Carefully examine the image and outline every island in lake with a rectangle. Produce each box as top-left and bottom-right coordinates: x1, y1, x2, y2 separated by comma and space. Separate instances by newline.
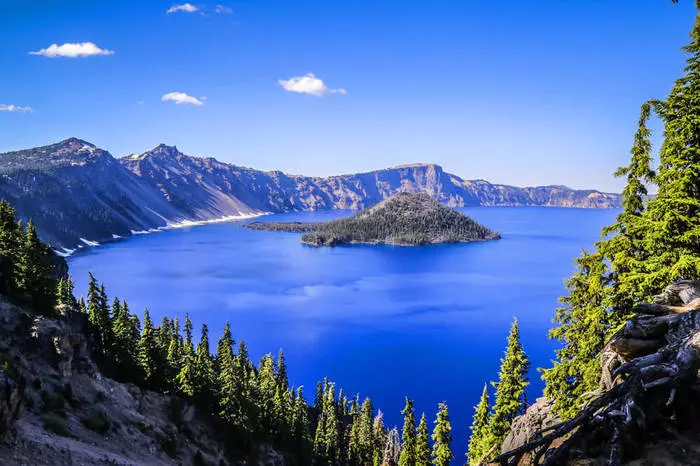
245, 192, 501, 246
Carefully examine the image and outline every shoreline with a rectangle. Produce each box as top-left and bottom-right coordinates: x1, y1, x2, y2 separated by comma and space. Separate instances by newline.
55, 211, 269, 258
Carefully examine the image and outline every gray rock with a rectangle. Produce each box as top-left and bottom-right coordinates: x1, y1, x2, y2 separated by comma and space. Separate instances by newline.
501, 398, 560, 455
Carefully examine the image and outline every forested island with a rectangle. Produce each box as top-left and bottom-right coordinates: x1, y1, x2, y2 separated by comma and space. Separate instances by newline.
245, 192, 500, 246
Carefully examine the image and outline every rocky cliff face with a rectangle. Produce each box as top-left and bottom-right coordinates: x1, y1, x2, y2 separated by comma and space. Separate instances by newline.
0, 298, 276, 466
0, 138, 182, 252
0, 139, 621, 251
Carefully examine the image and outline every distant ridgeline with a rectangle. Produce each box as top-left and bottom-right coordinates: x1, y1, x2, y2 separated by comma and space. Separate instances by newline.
247, 192, 501, 246
0, 138, 619, 251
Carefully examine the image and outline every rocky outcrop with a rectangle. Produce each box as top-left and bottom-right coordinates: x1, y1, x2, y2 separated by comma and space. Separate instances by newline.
498, 281, 700, 465
0, 139, 620, 251
0, 297, 283, 466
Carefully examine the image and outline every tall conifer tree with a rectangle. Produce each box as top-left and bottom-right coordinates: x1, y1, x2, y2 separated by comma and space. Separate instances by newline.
398, 397, 417, 466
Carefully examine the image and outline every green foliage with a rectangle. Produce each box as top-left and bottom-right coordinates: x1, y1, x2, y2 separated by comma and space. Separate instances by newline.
467, 384, 491, 465
485, 318, 529, 454
299, 193, 499, 246
415, 413, 430, 466
431, 403, 453, 466
543, 4, 700, 419
398, 397, 417, 466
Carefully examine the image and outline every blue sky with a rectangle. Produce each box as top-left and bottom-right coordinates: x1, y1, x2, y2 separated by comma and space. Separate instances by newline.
0, 0, 695, 191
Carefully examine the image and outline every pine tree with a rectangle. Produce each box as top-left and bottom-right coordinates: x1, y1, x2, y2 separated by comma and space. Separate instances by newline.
415, 413, 431, 466
217, 322, 244, 429
15, 221, 56, 313
138, 308, 164, 390
0, 201, 21, 296
431, 403, 453, 466
57, 275, 76, 308
289, 387, 311, 462
346, 397, 362, 465
112, 299, 141, 383
543, 3, 700, 419
277, 348, 288, 391
486, 318, 530, 452
177, 314, 197, 398
398, 397, 417, 466
358, 397, 375, 465
467, 384, 491, 465
86, 274, 113, 362
194, 323, 216, 409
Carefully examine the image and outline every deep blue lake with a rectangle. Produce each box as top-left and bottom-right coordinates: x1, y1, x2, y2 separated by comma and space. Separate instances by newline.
68, 207, 617, 462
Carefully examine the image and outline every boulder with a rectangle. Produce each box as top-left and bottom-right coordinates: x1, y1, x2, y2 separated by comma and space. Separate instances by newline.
501, 398, 560, 456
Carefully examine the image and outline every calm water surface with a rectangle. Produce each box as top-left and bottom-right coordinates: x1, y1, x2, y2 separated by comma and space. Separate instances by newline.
68, 207, 617, 462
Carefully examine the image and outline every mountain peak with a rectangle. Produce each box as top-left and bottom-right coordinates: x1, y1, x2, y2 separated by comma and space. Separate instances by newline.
148, 144, 181, 157
393, 163, 442, 170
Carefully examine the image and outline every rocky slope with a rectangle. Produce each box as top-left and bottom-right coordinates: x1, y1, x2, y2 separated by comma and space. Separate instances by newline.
0, 138, 621, 251
0, 297, 275, 466
248, 192, 500, 246
0, 139, 182, 253
498, 281, 700, 465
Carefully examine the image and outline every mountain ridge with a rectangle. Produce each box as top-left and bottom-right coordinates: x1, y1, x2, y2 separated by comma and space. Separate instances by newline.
0, 138, 621, 250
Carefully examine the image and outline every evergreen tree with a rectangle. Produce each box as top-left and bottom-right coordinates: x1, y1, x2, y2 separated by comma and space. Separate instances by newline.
112, 299, 141, 382
277, 348, 288, 392
138, 308, 165, 390
194, 323, 216, 409
217, 322, 246, 431
398, 397, 417, 466
0, 201, 21, 296
57, 275, 76, 308
415, 413, 430, 466
431, 403, 453, 466
543, 3, 700, 418
485, 318, 529, 452
177, 314, 197, 398
86, 274, 113, 362
358, 397, 375, 465
15, 221, 56, 313
292, 387, 312, 465
467, 384, 491, 465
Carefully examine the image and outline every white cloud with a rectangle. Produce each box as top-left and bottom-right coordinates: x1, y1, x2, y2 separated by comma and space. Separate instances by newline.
161, 92, 204, 106
215, 4, 233, 13
278, 73, 347, 96
30, 42, 114, 58
0, 104, 33, 113
167, 3, 198, 13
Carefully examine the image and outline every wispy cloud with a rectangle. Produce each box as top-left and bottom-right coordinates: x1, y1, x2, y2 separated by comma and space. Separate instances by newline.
0, 104, 33, 113
278, 73, 347, 97
29, 42, 114, 58
161, 92, 204, 106
167, 3, 198, 14
215, 4, 233, 13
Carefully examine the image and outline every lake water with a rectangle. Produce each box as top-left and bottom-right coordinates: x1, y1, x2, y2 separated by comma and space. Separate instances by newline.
68, 207, 617, 462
